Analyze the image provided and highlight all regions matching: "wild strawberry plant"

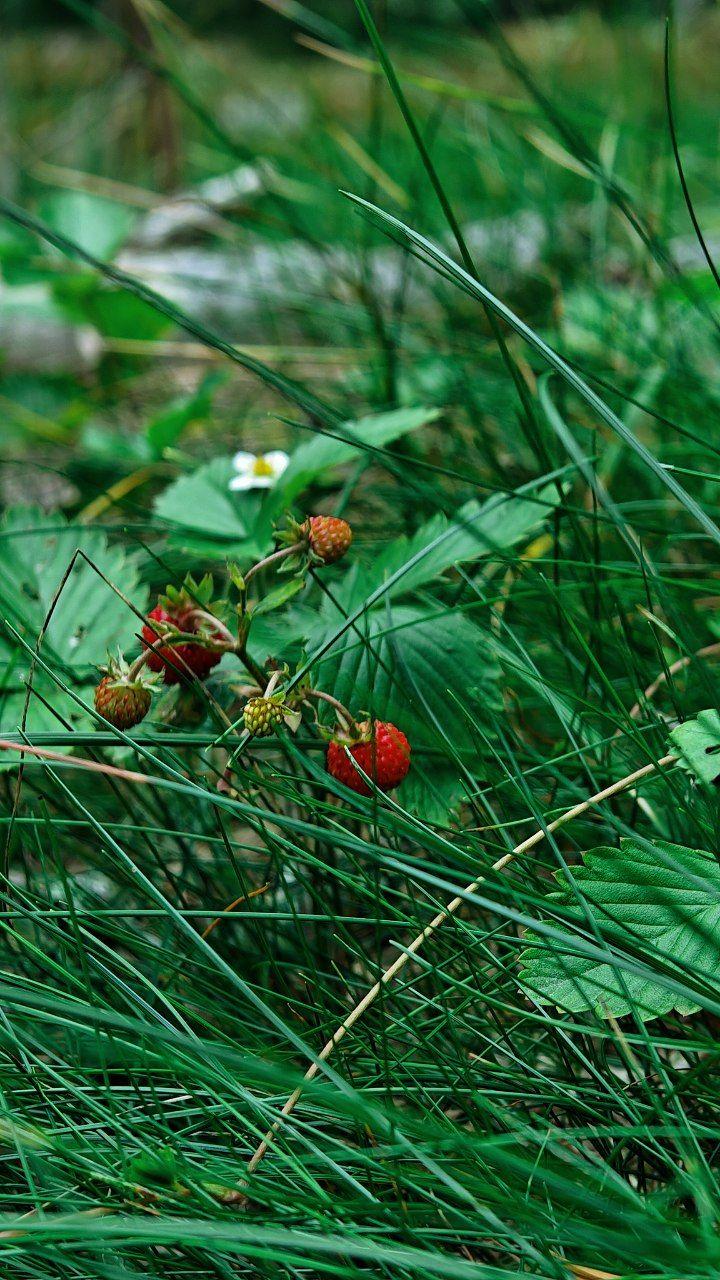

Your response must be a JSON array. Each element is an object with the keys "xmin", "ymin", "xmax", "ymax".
[{"xmin": 3, "ymin": 4, "xmax": 720, "ymax": 1280}]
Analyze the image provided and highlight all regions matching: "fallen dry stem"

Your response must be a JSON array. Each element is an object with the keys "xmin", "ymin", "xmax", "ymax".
[{"xmin": 0, "ymin": 739, "xmax": 149, "ymax": 785}]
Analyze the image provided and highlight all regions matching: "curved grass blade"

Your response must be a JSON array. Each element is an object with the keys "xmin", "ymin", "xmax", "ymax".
[{"xmin": 342, "ymin": 191, "xmax": 720, "ymax": 550}]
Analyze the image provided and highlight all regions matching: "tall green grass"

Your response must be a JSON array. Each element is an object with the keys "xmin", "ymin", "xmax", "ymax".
[{"xmin": 2, "ymin": 2, "xmax": 720, "ymax": 1277}]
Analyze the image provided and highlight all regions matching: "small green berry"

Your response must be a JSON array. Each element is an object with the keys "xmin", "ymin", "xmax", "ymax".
[{"xmin": 244, "ymin": 696, "xmax": 284, "ymax": 738}]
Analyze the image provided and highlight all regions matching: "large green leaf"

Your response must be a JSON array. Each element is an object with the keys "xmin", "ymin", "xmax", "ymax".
[
  {"xmin": 272, "ymin": 405, "xmax": 439, "ymax": 505},
  {"xmin": 154, "ymin": 458, "xmax": 264, "ymax": 558},
  {"xmin": 0, "ymin": 508, "xmax": 147, "ymax": 742},
  {"xmin": 154, "ymin": 406, "xmax": 437, "ymax": 561},
  {"xmin": 519, "ymin": 836, "xmax": 720, "ymax": 1021},
  {"xmin": 342, "ymin": 482, "xmax": 559, "ymax": 607},
  {"xmin": 312, "ymin": 604, "xmax": 501, "ymax": 815}
]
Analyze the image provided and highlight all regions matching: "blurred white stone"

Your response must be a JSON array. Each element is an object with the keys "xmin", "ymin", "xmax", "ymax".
[
  {"xmin": 129, "ymin": 164, "xmax": 266, "ymax": 248},
  {"xmin": 118, "ymin": 209, "xmax": 548, "ymax": 329},
  {"xmin": 0, "ymin": 315, "xmax": 103, "ymax": 374}
]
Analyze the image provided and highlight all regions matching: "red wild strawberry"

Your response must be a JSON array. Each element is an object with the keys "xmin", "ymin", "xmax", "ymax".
[
  {"xmin": 326, "ymin": 719, "xmax": 411, "ymax": 796},
  {"xmin": 94, "ymin": 658, "xmax": 155, "ymax": 730},
  {"xmin": 142, "ymin": 576, "xmax": 226, "ymax": 685},
  {"xmin": 305, "ymin": 515, "xmax": 352, "ymax": 565}
]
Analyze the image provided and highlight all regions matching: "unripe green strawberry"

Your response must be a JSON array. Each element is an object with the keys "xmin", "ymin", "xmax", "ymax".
[
  {"xmin": 326, "ymin": 719, "xmax": 410, "ymax": 795},
  {"xmin": 94, "ymin": 658, "xmax": 155, "ymax": 730},
  {"xmin": 244, "ymin": 696, "xmax": 284, "ymax": 738},
  {"xmin": 305, "ymin": 515, "xmax": 352, "ymax": 565}
]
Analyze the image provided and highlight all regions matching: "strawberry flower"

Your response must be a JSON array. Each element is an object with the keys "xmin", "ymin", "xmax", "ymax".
[{"xmin": 229, "ymin": 450, "xmax": 289, "ymax": 492}]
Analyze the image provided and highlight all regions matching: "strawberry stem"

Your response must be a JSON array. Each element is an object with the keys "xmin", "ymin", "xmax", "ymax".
[
  {"xmin": 244, "ymin": 544, "xmax": 301, "ymax": 586},
  {"xmin": 263, "ymin": 671, "xmax": 282, "ymax": 698},
  {"xmin": 128, "ymin": 629, "xmax": 236, "ymax": 682},
  {"xmin": 185, "ymin": 609, "xmax": 235, "ymax": 645},
  {"xmin": 306, "ymin": 689, "xmax": 355, "ymax": 732}
]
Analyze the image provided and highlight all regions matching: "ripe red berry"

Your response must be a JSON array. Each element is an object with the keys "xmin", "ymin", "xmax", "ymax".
[
  {"xmin": 306, "ymin": 515, "xmax": 352, "ymax": 565},
  {"xmin": 326, "ymin": 720, "xmax": 411, "ymax": 796},
  {"xmin": 94, "ymin": 673, "xmax": 151, "ymax": 730},
  {"xmin": 142, "ymin": 604, "xmax": 223, "ymax": 685}
]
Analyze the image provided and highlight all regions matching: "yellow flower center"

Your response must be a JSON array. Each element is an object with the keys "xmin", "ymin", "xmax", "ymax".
[{"xmin": 252, "ymin": 455, "xmax": 275, "ymax": 478}]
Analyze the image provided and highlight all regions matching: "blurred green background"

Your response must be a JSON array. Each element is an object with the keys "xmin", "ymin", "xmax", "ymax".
[
  {"xmin": 5, "ymin": 0, "xmax": 690, "ymax": 27},
  {"xmin": 3, "ymin": 0, "xmax": 719, "ymax": 510}
]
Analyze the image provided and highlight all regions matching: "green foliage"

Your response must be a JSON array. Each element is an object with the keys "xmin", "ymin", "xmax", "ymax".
[
  {"xmin": 341, "ymin": 482, "xmax": 560, "ymax": 605},
  {"xmin": 40, "ymin": 190, "xmax": 137, "ymax": 260},
  {"xmin": 314, "ymin": 604, "xmax": 502, "ymax": 815},
  {"xmin": 0, "ymin": 508, "xmax": 147, "ymax": 743},
  {"xmin": 519, "ymin": 836, "xmax": 720, "ymax": 1020},
  {"xmin": 154, "ymin": 457, "xmax": 259, "ymax": 555},
  {"xmin": 154, "ymin": 405, "xmax": 437, "ymax": 557},
  {"xmin": 669, "ymin": 709, "xmax": 720, "ymax": 787},
  {"xmin": 145, "ymin": 372, "xmax": 227, "ymax": 457},
  {"xmin": 4, "ymin": 6, "xmax": 720, "ymax": 1279},
  {"xmin": 273, "ymin": 405, "xmax": 439, "ymax": 505}
]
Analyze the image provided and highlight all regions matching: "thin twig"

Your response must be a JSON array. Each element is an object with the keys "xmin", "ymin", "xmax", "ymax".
[
  {"xmin": 245, "ymin": 753, "xmax": 675, "ymax": 1176},
  {"xmin": 201, "ymin": 884, "xmax": 270, "ymax": 939},
  {"xmin": 0, "ymin": 739, "xmax": 149, "ymax": 785}
]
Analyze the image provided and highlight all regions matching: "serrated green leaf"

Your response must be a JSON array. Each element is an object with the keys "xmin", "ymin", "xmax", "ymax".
[
  {"xmin": 312, "ymin": 604, "xmax": 501, "ymax": 815},
  {"xmin": 154, "ymin": 459, "xmax": 265, "ymax": 559},
  {"xmin": 0, "ymin": 508, "xmax": 147, "ymax": 748},
  {"xmin": 668, "ymin": 709, "xmax": 720, "ymax": 787},
  {"xmin": 350, "ymin": 482, "xmax": 560, "ymax": 605},
  {"xmin": 519, "ymin": 836, "xmax": 720, "ymax": 1021},
  {"xmin": 319, "ymin": 484, "xmax": 560, "ymax": 619}
]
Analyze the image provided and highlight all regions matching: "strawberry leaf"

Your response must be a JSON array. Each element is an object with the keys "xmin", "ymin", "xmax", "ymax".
[
  {"xmin": 668, "ymin": 710, "xmax": 720, "ymax": 787},
  {"xmin": 154, "ymin": 458, "xmax": 260, "ymax": 558},
  {"xmin": 271, "ymin": 405, "xmax": 439, "ymax": 506},
  {"xmin": 0, "ymin": 508, "xmax": 147, "ymax": 747},
  {"xmin": 332, "ymin": 482, "xmax": 561, "ymax": 612},
  {"xmin": 154, "ymin": 407, "xmax": 437, "ymax": 561},
  {"xmin": 519, "ymin": 836, "xmax": 720, "ymax": 1021},
  {"xmin": 251, "ymin": 577, "xmax": 306, "ymax": 617},
  {"xmin": 312, "ymin": 604, "xmax": 502, "ymax": 815}
]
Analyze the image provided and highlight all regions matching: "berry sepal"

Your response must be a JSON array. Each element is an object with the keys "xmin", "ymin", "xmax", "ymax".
[{"xmin": 142, "ymin": 574, "xmax": 231, "ymax": 685}]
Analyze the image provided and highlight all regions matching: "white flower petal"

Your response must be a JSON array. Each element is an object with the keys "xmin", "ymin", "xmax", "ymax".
[
  {"xmin": 264, "ymin": 450, "xmax": 290, "ymax": 475},
  {"xmin": 229, "ymin": 473, "xmax": 276, "ymax": 491},
  {"xmin": 232, "ymin": 450, "xmax": 257, "ymax": 472}
]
